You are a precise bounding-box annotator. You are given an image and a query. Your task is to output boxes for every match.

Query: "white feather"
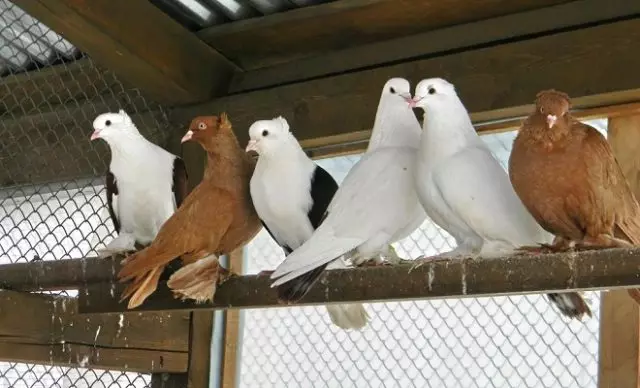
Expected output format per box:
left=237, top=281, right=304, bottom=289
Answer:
left=94, top=111, right=179, bottom=246
left=271, top=150, right=425, bottom=284
left=270, top=78, right=427, bottom=285
left=412, top=78, right=552, bottom=258
left=249, top=117, right=370, bottom=329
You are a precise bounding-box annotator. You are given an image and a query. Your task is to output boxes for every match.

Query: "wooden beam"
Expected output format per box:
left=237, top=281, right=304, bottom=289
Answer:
left=0, top=101, right=169, bottom=187
left=0, top=290, right=189, bottom=372
left=13, top=0, right=236, bottom=106
left=0, top=58, right=121, bottom=117
left=62, top=247, right=640, bottom=314
left=199, top=0, right=574, bottom=70
left=171, top=18, right=640, bottom=151
left=598, top=114, right=640, bottom=388
left=220, top=249, right=244, bottom=388
left=229, top=0, right=640, bottom=93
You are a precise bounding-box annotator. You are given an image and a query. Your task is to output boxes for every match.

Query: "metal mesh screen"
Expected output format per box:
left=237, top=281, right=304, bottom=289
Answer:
left=239, top=121, right=608, bottom=388
left=0, top=1, right=173, bottom=386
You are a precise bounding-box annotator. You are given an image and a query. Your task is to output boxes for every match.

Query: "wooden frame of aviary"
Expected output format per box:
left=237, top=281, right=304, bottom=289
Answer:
left=2, top=0, right=640, bottom=387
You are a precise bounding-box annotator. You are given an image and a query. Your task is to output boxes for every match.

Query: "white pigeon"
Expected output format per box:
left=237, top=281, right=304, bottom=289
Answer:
left=407, top=78, right=595, bottom=319
left=408, top=77, right=552, bottom=262
left=270, top=77, right=427, bottom=289
left=247, top=116, right=369, bottom=330
left=90, top=109, right=188, bottom=258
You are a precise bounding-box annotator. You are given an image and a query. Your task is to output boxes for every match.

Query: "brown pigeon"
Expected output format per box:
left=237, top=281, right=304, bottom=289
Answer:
left=509, top=89, right=640, bottom=308
left=117, top=113, right=262, bottom=309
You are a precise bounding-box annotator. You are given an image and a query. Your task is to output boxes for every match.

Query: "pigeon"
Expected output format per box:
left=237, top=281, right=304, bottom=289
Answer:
left=270, top=78, right=427, bottom=291
left=90, top=109, right=188, bottom=258
left=509, top=89, right=640, bottom=312
left=406, top=78, right=594, bottom=319
left=117, top=113, right=262, bottom=309
left=247, top=116, right=369, bottom=330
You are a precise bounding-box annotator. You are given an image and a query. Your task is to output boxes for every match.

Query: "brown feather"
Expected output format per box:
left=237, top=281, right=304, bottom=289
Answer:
left=510, top=90, right=640, bottom=312
left=116, top=113, right=262, bottom=308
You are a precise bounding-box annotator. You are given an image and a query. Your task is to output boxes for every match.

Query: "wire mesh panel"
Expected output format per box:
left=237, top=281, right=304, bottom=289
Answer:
left=0, top=1, right=174, bottom=386
left=239, top=121, right=608, bottom=388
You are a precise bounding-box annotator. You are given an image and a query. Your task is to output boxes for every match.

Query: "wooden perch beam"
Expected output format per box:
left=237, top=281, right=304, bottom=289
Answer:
left=12, top=0, right=236, bottom=105
left=0, top=290, right=189, bottom=372
left=0, top=247, right=632, bottom=314
left=198, top=0, right=573, bottom=70
left=172, top=17, right=640, bottom=150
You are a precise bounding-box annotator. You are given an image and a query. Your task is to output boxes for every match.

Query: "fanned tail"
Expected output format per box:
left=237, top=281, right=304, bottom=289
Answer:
left=326, top=303, right=369, bottom=330
left=547, top=292, right=592, bottom=320
left=118, top=245, right=181, bottom=309
left=167, top=255, right=224, bottom=303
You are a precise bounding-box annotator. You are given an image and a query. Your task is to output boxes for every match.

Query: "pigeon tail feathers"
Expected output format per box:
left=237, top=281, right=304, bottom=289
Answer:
left=547, top=292, right=593, bottom=320
left=326, top=303, right=369, bottom=330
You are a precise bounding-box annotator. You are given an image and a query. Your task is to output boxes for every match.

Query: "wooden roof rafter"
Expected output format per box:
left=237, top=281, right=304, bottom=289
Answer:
left=12, top=0, right=239, bottom=106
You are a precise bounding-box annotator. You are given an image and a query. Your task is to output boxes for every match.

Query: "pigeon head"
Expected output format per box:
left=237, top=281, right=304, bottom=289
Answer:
left=90, top=109, right=138, bottom=143
left=380, top=78, right=413, bottom=105
left=245, top=116, right=291, bottom=156
left=182, top=113, right=232, bottom=146
left=534, top=90, right=571, bottom=129
left=409, top=78, right=457, bottom=110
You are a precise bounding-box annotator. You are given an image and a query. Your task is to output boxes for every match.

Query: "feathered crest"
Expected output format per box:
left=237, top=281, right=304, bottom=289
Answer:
left=274, top=116, right=290, bottom=133
left=118, top=109, right=133, bottom=126
left=535, top=89, right=571, bottom=108
left=219, top=112, right=232, bottom=130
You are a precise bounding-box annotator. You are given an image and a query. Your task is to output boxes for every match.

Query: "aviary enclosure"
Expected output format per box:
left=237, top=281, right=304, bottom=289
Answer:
left=0, top=0, right=639, bottom=387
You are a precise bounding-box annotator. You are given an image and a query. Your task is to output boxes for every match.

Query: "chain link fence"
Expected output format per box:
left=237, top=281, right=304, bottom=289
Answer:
left=240, top=123, right=608, bottom=388
left=0, top=1, right=174, bottom=386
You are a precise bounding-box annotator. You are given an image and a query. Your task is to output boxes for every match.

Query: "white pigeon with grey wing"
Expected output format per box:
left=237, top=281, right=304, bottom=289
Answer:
left=407, top=77, right=552, bottom=263
left=90, top=109, right=188, bottom=258
left=270, top=77, right=427, bottom=288
left=247, top=116, right=369, bottom=330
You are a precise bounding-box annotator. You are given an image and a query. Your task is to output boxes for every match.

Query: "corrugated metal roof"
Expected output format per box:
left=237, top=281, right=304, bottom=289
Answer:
left=151, top=0, right=335, bottom=31
left=0, top=0, right=81, bottom=76
left=0, top=0, right=332, bottom=76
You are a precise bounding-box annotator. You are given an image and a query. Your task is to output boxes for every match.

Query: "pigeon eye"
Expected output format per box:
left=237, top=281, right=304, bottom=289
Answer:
left=262, top=130, right=269, bottom=137
left=428, top=87, right=436, bottom=95
left=105, top=120, right=111, bottom=126
left=198, top=122, right=206, bottom=130
left=389, top=87, right=396, bottom=94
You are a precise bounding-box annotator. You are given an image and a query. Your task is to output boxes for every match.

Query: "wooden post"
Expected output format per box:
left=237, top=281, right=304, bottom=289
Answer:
left=599, top=114, right=640, bottom=388
left=220, top=249, right=244, bottom=388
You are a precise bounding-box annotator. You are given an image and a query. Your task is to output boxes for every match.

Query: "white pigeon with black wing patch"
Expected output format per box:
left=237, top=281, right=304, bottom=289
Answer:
left=247, top=116, right=369, bottom=330
left=270, top=78, right=427, bottom=292
left=91, top=109, right=188, bottom=258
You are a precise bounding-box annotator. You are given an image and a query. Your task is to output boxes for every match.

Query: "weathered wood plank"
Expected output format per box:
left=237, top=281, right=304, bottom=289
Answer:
left=598, top=114, right=640, bottom=388
left=67, top=247, right=640, bottom=313
left=0, top=58, right=122, bottom=117
left=172, top=19, right=640, bottom=150
left=230, top=0, right=640, bottom=93
left=0, top=290, right=189, bottom=372
left=199, top=0, right=573, bottom=69
left=13, top=0, right=237, bottom=105
left=221, top=249, right=244, bottom=388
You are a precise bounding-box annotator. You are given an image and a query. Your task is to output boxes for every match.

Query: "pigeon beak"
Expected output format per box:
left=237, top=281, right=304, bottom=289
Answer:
left=406, top=96, right=421, bottom=109
left=245, top=139, right=259, bottom=153
left=400, top=93, right=415, bottom=107
left=546, top=114, right=557, bottom=129
left=90, top=130, right=101, bottom=141
left=181, top=130, right=194, bottom=143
